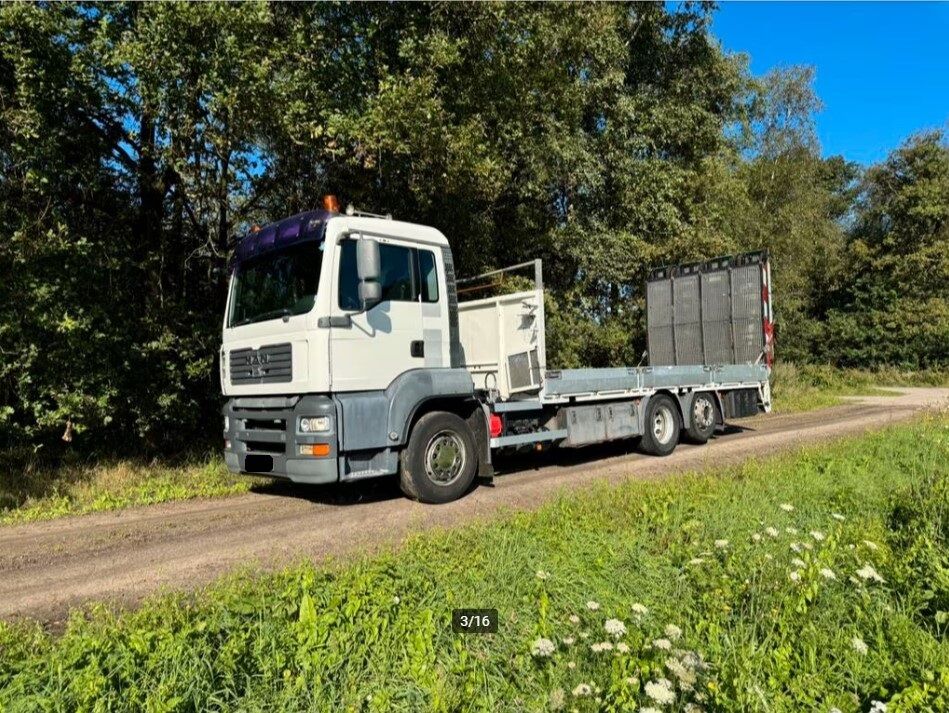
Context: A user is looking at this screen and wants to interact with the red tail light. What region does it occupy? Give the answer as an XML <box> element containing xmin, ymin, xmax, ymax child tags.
<box><xmin>489</xmin><ymin>414</ymin><xmax>503</xmax><ymax>438</ymax></box>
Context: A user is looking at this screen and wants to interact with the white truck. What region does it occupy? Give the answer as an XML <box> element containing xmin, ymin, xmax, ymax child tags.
<box><xmin>221</xmin><ymin>200</ymin><xmax>774</xmax><ymax>503</ymax></box>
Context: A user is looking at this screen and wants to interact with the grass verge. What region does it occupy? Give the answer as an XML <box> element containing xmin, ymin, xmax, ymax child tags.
<box><xmin>769</xmin><ymin>362</ymin><xmax>949</xmax><ymax>413</ymax></box>
<box><xmin>0</xmin><ymin>452</ymin><xmax>261</xmax><ymax>525</ymax></box>
<box><xmin>1</xmin><ymin>416</ymin><xmax>947</xmax><ymax>711</ymax></box>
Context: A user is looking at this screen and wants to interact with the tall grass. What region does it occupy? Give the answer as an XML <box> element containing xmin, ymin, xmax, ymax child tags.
<box><xmin>769</xmin><ymin>362</ymin><xmax>949</xmax><ymax>412</ymax></box>
<box><xmin>1</xmin><ymin>416</ymin><xmax>947</xmax><ymax>711</ymax></box>
<box><xmin>0</xmin><ymin>450</ymin><xmax>261</xmax><ymax>525</ymax></box>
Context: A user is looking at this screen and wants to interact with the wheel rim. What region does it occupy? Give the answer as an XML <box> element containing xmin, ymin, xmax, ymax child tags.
<box><xmin>692</xmin><ymin>397</ymin><xmax>714</xmax><ymax>431</ymax></box>
<box><xmin>424</xmin><ymin>430</ymin><xmax>467</xmax><ymax>486</ymax></box>
<box><xmin>653</xmin><ymin>406</ymin><xmax>675</xmax><ymax>444</ymax></box>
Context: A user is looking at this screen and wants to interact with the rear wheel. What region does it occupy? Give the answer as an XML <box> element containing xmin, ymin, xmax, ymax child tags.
<box><xmin>400</xmin><ymin>411</ymin><xmax>478</xmax><ymax>503</ymax></box>
<box><xmin>684</xmin><ymin>392</ymin><xmax>717</xmax><ymax>444</ymax></box>
<box><xmin>640</xmin><ymin>394</ymin><xmax>680</xmax><ymax>456</ymax></box>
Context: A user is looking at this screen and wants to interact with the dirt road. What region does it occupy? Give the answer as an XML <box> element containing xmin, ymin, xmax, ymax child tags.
<box><xmin>2</xmin><ymin>388</ymin><xmax>946</xmax><ymax>624</ymax></box>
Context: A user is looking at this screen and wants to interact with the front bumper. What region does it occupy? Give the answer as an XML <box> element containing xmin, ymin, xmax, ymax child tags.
<box><xmin>223</xmin><ymin>395</ymin><xmax>338</xmax><ymax>484</ymax></box>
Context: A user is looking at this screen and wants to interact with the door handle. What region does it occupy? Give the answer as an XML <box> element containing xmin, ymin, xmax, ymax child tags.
<box><xmin>410</xmin><ymin>340</ymin><xmax>425</xmax><ymax>358</ymax></box>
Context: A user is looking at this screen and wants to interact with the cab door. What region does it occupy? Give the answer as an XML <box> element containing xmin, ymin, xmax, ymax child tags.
<box><xmin>329</xmin><ymin>235</ymin><xmax>425</xmax><ymax>392</ymax></box>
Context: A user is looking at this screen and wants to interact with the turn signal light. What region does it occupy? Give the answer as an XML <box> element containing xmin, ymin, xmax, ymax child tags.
<box><xmin>299</xmin><ymin>443</ymin><xmax>331</xmax><ymax>457</ymax></box>
<box><xmin>322</xmin><ymin>195</ymin><xmax>341</xmax><ymax>212</ymax></box>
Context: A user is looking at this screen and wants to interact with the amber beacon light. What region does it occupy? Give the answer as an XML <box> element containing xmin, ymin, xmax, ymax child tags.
<box><xmin>321</xmin><ymin>194</ymin><xmax>341</xmax><ymax>213</ymax></box>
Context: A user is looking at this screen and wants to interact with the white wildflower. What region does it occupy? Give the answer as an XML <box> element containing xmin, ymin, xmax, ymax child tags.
<box><xmin>810</xmin><ymin>530</ymin><xmax>825</xmax><ymax>541</ymax></box>
<box><xmin>652</xmin><ymin>638</ymin><xmax>673</xmax><ymax>650</ymax></box>
<box><xmin>665</xmin><ymin>657</ymin><xmax>697</xmax><ymax>689</ymax></box>
<box><xmin>531</xmin><ymin>638</ymin><xmax>556</xmax><ymax>657</ymax></box>
<box><xmin>571</xmin><ymin>683</ymin><xmax>592</xmax><ymax>697</ymax></box>
<box><xmin>680</xmin><ymin>650</ymin><xmax>707</xmax><ymax>671</ymax></box>
<box><xmin>689</xmin><ymin>557</ymin><xmax>705</xmax><ymax>565</ymax></box>
<box><xmin>751</xmin><ymin>533</ymin><xmax>762</xmax><ymax>542</ymax></box>
<box><xmin>631</xmin><ymin>603</ymin><xmax>649</xmax><ymax>616</ymax></box>
<box><xmin>851</xmin><ymin>636</ymin><xmax>868</xmax><ymax>655</ymax></box>
<box><xmin>764</xmin><ymin>553</ymin><xmax>774</xmax><ymax>561</ymax></box>
<box><xmin>562</xmin><ymin>636</ymin><xmax>575</xmax><ymax>646</ymax></box>
<box><xmin>644</xmin><ymin>678</ymin><xmax>676</xmax><ymax>705</ymax></box>
<box><xmin>792</xmin><ymin>557</ymin><xmax>806</xmax><ymax>568</ymax></box>
<box><xmin>590</xmin><ymin>641</ymin><xmax>614</xmax><ymax>653</ymax></box>
<box><xmin>536</xmin><ymin>570</ymin><xmax>550</xmax><ymax>580</ymax></box>
<box><xmin>765</xmin><ymin>526</ymin><xmax>780</xmax><ymax>538</ymax></box>
<box><xmin>780</xmin><ymin>503</ymin><xmax>795</xmax><ymax>512</ymax></box>
<box><xmin>568</xmin><ymin>614</ymin><xmax>580</xmax><ymax>625</ymax></box>
<box><xmin>786</xmin><ymin>526</ymin><xmax>799</xmax><ymax>535</ymax></box>
<box><xmin>863</xmin><ymin>540</ymin><xmax>879</xmax><ymax>551</ymax></box>
<box><xmin>616</xmin><ymin>642</ymin><xmax>630</xmax><ymax>653</ymax></box>
<box><xmin>789</xmin><ymin>570</ymin><xmax>802</xmax><ymax>583</ymax></box>
<box><xmin>829</xmin><ymin>708</ymin><xmax>843</xmax><ymax>713</ymax></box>
<box><xmin>790</xmin><ymin>542</ymin><xmax>803</xmax><ymax>553</ymax></box>
<box><xmin>625</xmin><ymin>676</ymin><xmax>639</xmax><ymax>686</ymax></box>
<box><xmin>392</xmin><ymin>596</ymin><xmax>400</xmax><ymax>605</ymax></box>
<box><xmin>856</xmin><ymin>564</ymin><xmax>885</xmax><ymax>583</ymax></box>
<box><xmin>639</xmin><ymin>708</ymin><xmax>662</xmax><ymax>713</ymax></box>
<box><xmin>664</xmin><ymin>624</ymin><xmax>682</xmax><ymax>640</ymax></box>
<box><xmin>870</xmin><ymin>702</ymin><xmax>887</xmax><ymax>712</ymax></box>
<box><xmin>586</xmin><ymin>600</ymin><xmax>600</xmax><ymax>611</ymax></box>
<box><xmin>820</xmin><ymin>568</ymin><xmax>837</xmax><ymax>580</ymax></box>
<box><xmin>714</xmin><ymin>539</ymin><xmax>729</xmax><ymax>549</ymax></box>
<box><xmin>567</xmin><ymin>661</ymin><xmax>576</xmax><ymax>669</ymax></box>
<box><xmin>604</xmin><ymin>618</ymin><xmax>627</xmax><ymax>638</ymax></box>
<box><xmin>831</xmin><ymin>513</ymin><xmax>846</xmax><ymax>521</ymax></box>
<box><xmin>579</xmin><ymin>631</ymin><xmax>590</xmax><ymax>639</ymax></box>
<box><xmin>549</xmin><ymin>688</ymin><xmax>565</xmax><ymax>711</ymax></box>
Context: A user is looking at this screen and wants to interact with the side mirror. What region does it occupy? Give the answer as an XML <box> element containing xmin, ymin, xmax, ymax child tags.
<box><xmin>355</xmin><ymin>237</ymin><xmax>382</xmax><ymax>311</ymax></box>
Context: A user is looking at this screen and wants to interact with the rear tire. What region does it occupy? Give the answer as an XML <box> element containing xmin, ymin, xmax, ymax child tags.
<box><xmin>684</xmin><ymin>392</ymin><xmax>717</xmax><ymax>444</ymax></box>
<box><xmin>399</xmin><ymin>411</ymin><xmax>478</xmax><ymax>504</ymax></box>
<box><xmin>640</xmin><ymin>394</ymin><xmax>680</xmax><ymax>456</ymax></box>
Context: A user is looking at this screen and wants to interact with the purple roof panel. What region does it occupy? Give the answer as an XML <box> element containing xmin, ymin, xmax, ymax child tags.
<box><xmin>231</xmin><ymin>209</ymin><xmax>332</xmax><ymax>266</ymax></box>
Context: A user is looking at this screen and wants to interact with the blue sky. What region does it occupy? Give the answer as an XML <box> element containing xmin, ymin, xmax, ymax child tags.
<box><xmin>711</xmin><ymin>1</ymin><xmax>949</xmax><ymax>165</ymax></box>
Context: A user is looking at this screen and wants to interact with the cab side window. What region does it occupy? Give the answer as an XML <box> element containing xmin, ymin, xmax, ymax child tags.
<box><xmin>418</xmin><ymin>249</ymin><xmax>439</xmax><ymax>303</ymax></box>
<box><xmin>338</xmin><ymin>239</ymin><xmax>440</xmax><ymax>309</ymax></box>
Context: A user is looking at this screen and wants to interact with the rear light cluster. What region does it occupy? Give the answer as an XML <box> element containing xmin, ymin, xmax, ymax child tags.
<box><xmin>489</xmin><ymin>414</ymin><xmax>503</xmax><ymax>438</ymax></box>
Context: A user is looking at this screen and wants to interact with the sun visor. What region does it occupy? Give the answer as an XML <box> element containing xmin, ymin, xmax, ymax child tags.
<box><xmin>231</xmin><ymin>210</ymin><xmax>331</xmax><ymax>266</ymax></box>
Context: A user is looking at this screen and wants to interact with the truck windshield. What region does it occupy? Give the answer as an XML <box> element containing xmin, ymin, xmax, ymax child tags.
<box><xmin>228</xmin><ymin>242</ymin><xmax>323</xmax><ymax>327</ymax></box>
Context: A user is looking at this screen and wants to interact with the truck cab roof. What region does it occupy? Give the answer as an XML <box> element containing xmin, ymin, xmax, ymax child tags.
<box><xmin>232</xmin><ymin>209</ymin><xmax>448</xmax><ymax>266</ymax></box>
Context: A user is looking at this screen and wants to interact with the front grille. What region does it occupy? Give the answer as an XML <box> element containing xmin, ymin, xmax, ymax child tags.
<box><xmin>230</xmin><ymin>343</ymin><xmax>292</xmax><ymax>385</ymax></box>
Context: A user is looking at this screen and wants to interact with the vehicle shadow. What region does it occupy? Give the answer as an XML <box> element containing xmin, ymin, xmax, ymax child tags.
<box><xmin>248</xmin><ymin>423</ymin><xmax>752</xmax><ymax>506</ymax></box>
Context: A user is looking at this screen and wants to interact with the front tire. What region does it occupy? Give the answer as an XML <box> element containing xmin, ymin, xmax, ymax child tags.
<box><xmin>640</xmin><ymin>394</ymin><xmax>680</xmax><ymax>456</ymax></box>
<box><xmin>684</xmin><ymin>392</ymin><xmax>717</xmax><ymax>444</ymax></box>
<box><xmin>400</xmin><ymin>411</ymin><xmax>478</xmax><ymax>503</ymax></box>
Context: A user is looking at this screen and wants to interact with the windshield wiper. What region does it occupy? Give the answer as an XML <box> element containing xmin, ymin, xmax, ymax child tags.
<box><xmin>233</xmin><ymin>308</ymin><xmax>292</xmax><ymax>327</ymax></box>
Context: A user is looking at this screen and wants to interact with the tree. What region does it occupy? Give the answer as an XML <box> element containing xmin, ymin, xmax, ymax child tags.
<box><xmin>824</xmin><ymin>131</ymin><xmax>949</xmax><ymax>367</ymax></box>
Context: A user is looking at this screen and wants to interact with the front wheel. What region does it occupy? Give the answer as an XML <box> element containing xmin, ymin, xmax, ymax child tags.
<box><xmin>400</xmin><ymin>411</ymin><xmax>478</xmax><ymax>503</ymax></box>
<box><xmin>640</xmin><ymin>394</ymin><xmax>680</xmax><ymax>456</ymax></box>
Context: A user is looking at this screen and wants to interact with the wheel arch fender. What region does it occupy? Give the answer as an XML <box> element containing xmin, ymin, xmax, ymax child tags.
<box><xmin>385</xmin><ymin>368</ymin><xmax>477</xmax><ymax>445</ymax></box>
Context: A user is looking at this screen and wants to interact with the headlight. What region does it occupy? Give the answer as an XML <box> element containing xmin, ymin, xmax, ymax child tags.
<box><xmin>299</xmin><ymin>416</ymin><xmax>330</xmax><ymax>433</ymax></box>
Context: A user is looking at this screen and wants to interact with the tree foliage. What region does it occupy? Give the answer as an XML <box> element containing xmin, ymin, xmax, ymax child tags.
<box><xmin>0</xmin><ymin>2</ymin><xmax>945</xmax><ymax>450</ymax></box>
